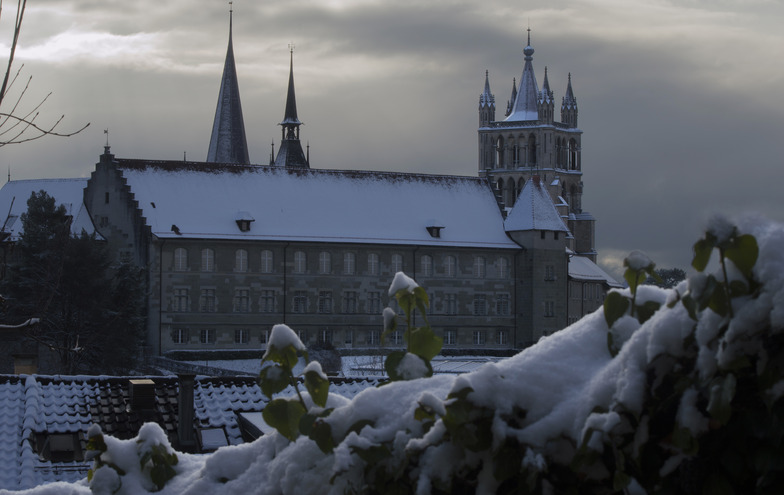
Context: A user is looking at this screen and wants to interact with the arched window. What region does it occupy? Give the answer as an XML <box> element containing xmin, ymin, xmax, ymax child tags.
<box><xmin>260</xmin><ymin>250</ymin><xmax>273</xmax><ymax>273</ymax></box>
<box><xmin>319</xmin><ymin>252</ymin><xmax>331</xmax><ymax>274</ymax></box>
<box><xmin>174</xmin><ymin>248</ymin><xmax>188</xmax><ymax>271</ymax></box>
<box><xmin>473</xmin><ymin>256</ymin><xmax>485</xmax><ymax>278</ymax></box>
<box><xmin>201</xmin><ymin>249</ymin><xmax>215</xmax><ymax>272</ymax></box>
<box><xmin>496</xmin><ymin>136</ymin><xmax>505</xmax><ymax>169</ymax></box>
<box><xmin>235</xmin><ymin>249</ymin><xmax>248</xmax><ymax>272</ymax></box>
<box><xmin>368</xmin><ymin>253</ymin><xmax>380</xmax><ymax>276</ymax></box>
<box><xmin>391</xmin><ymin>254</ymin><xmax>403</xmax><ymax>273</ymax></box>
<box><xmin>518</xmin><ymin>178</ymin><xmax>525</xmax><ymax>196</ymax></box>
<box><xmin>528</xmin><ymin>134</ymin><xmax>537</xmax><ymax>165</ymax></box>
<box><xmin>445</xmin><ymin>255</ymin><xmax>456</xmax><ymax>277</ymax></box>
<box><xmin>507</xmin><ymin>181</ymin><xmax>517</xmax><ymax>207</ymax></box>
<box><xmin>569</xmin><ymin>138</ymin><xmax>577</xmax><ymax>170</ymax></box>
<box><xmin>344</xmin><ymin>252</ymin><xmax>356</xmax><ymax>275</ymax></box>
<box><xmin>294</xmin><ymin>251</ymin><xmax>306</xmax><ymax>274</ymax></box>
<box><xmin>421</xmin><ymin>255</ymin><xmax>433</xmax><ymax>277</ymax></box>
<box><xmin>496</xmin><ymin>178</ymin><xmax>504</xmax><ymax>197</ymax></box>
<box><xmin>497</xmin><ymin>257</ymin><xmax>509</xmax><ymax>279</ymax></box>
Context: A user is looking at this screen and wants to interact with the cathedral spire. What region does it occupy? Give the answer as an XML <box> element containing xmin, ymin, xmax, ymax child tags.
<box><xmin>274</xmin><ymin>45</ymin><xmax>309</xmax><ymax>169</ymax></box>
<box><xmin>561</xmin><ymin>72</ymin><xmax>578</xmax><ymax>127</ymax></box>
<box><xmin>505</xmin><ymin>28</ymin><xmax>539</xmax><ymax>122</ymax></box>
<box><xmin>207</xmin><ymin>5</ymin><xmax>250</xmax><ymax>164</ymax></box>
<box><xmin>479</xmin><ymin>70</ymin><xmax>494</xmax><ymax>107</ymax></box>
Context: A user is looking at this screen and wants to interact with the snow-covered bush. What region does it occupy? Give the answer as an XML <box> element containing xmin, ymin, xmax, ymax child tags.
<box><xmin>30</xmin><ymin>216</ymin><xmax>784</xmax><ymax>494</ymax></box>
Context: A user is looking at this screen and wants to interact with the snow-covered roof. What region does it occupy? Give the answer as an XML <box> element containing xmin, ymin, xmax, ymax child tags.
<box><xmin>504</xmin><ymin>177</ymin><xmax>569</xmax><ymax>232</ymax></box>
<box><xmin>505</xmin><ymin>43</ymin><xmax>540</xmax><ymax>122</ymax></box>
<box><xmin>0</xmin><ymin>179</ymin><xmax>100</xmax><ymax>241</ymax></box>
<box><xmin>116</xmin><ymin>160</ymin><xmax>519</xmax><ymax>249</ymax></box>
<box><xmin>568</xmin><ymin>254</ymin><xmax>622</xmax><ymax>287</ymax></box>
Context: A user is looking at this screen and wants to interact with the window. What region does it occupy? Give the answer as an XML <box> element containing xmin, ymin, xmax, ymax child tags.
<box><xmin>343</xmin><ymin>291</ymin><xmax>358</xmax><ymax>314</ymax></box>
<box><xmin>498</xmin><ymin>330</ymin><xmax>509</xmax><ymax>346</ymax></box>
<box><xmin>389</xmin><ymin>331</ymin><xmax>403</xmax><ymax>346</ymax></box>
<box><xmin>473</xmin><ymin>256</ymin><xmax>485</xmax><ymax>278</ymax></box>
<box><xmin>173</xmin><ymin>288</ymin><xmax>189</xmax><ymax>312</ymax></box>
<box><xmin>545</xmin><ymin>265</ymin><xmax>555</xmax><ymax>281</ymax></box>
<box><xmin>421</xmin><ymin>255</ymin><xmax>433</xmax><ymax>277</ymax></box>
<box><xmin>174</xmin><ymin>248</ymin><xmax>188</xmax><ymax>271</ymax></box>
<box><xmin>445</xmin><ymin>294</ymin><xmax>457</xmax><ymax>315</ymax></box>
<box><xmin>319</xmin><ymin>252</ymin><xmax>331</xmax><ymax>274</ymax></box>
<box><xmin>292</xmin><ymin>291</ymin><xmax>307</xmax><ymax>313</ymax></box>
<box><xmin>497</xmin><ymin>257</ymin><xmax>509</xmax><ymax>279</ymax></box>
<box><xmin>200</xmin><ymin>329</ymin><xmax>216</xmax><ymax>344</ymax></box>
<box><xmin>201</xmin><ymin>249</ymin><xmax>215</xmax><ymax>272</ymax></box>
<box><xmin>368</xmin><ymin>253</ymin><xmax>379</xmax><ymax>276</ymax></box>
<box><xmin>200</xmin><ymin>289</ymin><xmax>217</xmax><ymax>312</ymax></box>
<box><xmin>445</xmin><ymin>256</ymin><xmax>456</xmax><ymax>277</ymax></box>
<box><xmin>319</xmin><ymin>329</ymin><xmax>332</xmax><ymax>345</ymax></box>
<box><xmin>235</xmin><ymin>249</ymin><xmax>248</xmax><ymax>272</ymax></box>
<box><xmin>318</xmin><ymin>291</ymin><xmax>333</xmax><ymax>314</ymax></box>
<box><xmin>544</xmin><ymin>301</ymin><xmax>555</xmax><ymax>317</ymax></box>
<box><xmin>473</xmin><ymin>296</ymin><xmax>487</xmax><ymax>316</ymax></box>
<box><xmin>235</xmin><ymin>329</ymin><xmax>250</xmax><ymax>344</ymax></box>
<box><xmin>34</xmin><ymin>432</ymin><xmax>83</xmax><ymax>463</ymax></box>
<box><xmin>261</xmin><ymin>250</ymin><xmax>274</xmax><ymax>273</ymax></box>
<box><xmin>472</xmin><ymin>330</ymin><xmax>486</xmax><ymax>346</ymax></box>
<box><xmin>297</xmin><ymin>329</ymin><xmax>308</xmax><ymax>343</ymax></box>
<box><xmin>344</xmin><ymin>252</ymin><xmax>356</xmax><ymax>275</ymax></box>
<box><xmin>391</xmin><ymin>254</ymin><xmax>403</xmax><ymax>273</ymax></box>
<box><xmin>368</xmin><ymin>330</ymin><xmax>380</xmax><ymax>346</ymax></box>
<box><xmin>171</xmin><ymin>328</ymin><xmax>189</xmax><ymax>344</ymax></box>
<box><xmin>259</xmin><ymin>329</ymin><xmax>269</xmax><ymax>345</ymax></box>
<box><xmin>234</xmin><ymin>289</ymin><xmax>250</xmax><ymax>312</ymax></box>
<box><xmin>345</xmin><ymin>331</ymin><xmax>353</xmax><ymax>345</ymax></box>
<box><xmin>259</xmin><ymin>290</ymin><xmax>275</xmax><ymax>313</ymax></box>
<box><xmin>496</xmin><ymin>294</ymin><xmax>510</xmax><ymax>316</ymax></box>
<box><xmin>367</xmin><ymin>291</ymin><xmax>381</xmax><ymax>314</ymax></box>
<box><xmin>444</xmin><ymin>329</ymin><xmax>456</xmax><ymax>346</ymax></box>
<box><xmin>294</xmin><ymin>251</ymin><xmax>306</xmax><ymax>274</ymax></box>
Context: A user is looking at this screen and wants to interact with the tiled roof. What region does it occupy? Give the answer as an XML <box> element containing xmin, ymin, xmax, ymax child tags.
<box><xmin>0</xmin><ymin>374</ymin><xmax>378</xmax><ymax>491</ymax></box>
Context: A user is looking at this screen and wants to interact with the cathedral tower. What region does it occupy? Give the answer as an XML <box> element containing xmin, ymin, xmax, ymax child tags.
<box><xmin>273</xmin><ymin>46</ymin><xmax>309</xmax><ymax>169</ymax></box>
<box><xmin>206</xmin><ymin>7</ymin><xmax>250</xmax><ymax>164</ymax></box>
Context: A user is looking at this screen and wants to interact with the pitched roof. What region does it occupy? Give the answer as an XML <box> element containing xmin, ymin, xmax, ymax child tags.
<box><xmin>115</xmin><ymin>160</ymin><xmax>519</xmax><ymax>249</ymax></box>
<box><xmin>0</xmin><ymin>179</ymin><xmax>100</xmax><ymax>242</ymax></box>
<box><xmin>568</xmin><ymin>254</ymin><xmax>622</xmax><ymax>287</ymax></box>
<box><xmin>505</xmin><ymin>33</ymin><xmax>539</xmax><ymax>122</ymax></box>
<box><xmin>0</xmin><ymin>374</ymin><xmax>378</xmax><ymax>490</ymax></box>
<box><xmin>504</xmin><ymin>177</ymin><xmax>569</xmax><ymax>232</ymax></box>
<box><xmin>206</xmin><ymin>10</ymin><xmax>250</xmax><ymax>165</ymax></box>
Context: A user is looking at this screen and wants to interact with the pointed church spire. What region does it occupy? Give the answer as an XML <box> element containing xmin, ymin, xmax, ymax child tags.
<box><xmin>479</xmin><ymin>70</ymin><xmax>495</xmax><ymax>107</ymax></box>
<box><xmin>563</xmin><ymin>72</ymin><xmax>576</xmax><ymax>106</ymax></box>
<box><xmin>561</xmin><ymin>72</ymin><xmax>578</xmax><ymax>127</ymax></box>
<box><xmin>506</xmin><ymin>77</ymin><xmax>517</xmax><ymax>117</ymax></box>
<box><xmin>541</xmin><ymin>67</ymin><xmax>552</xmax><ymax>99</ymax></box>
<box><xmin>505</xmin><ymin>27</ymin><xmax>540</xmax><ymax>122</ymax></box>
<box><xmin>207</xmin><ymin>5</ymin><xmax>250</xmax><ymax>164</ymax></box>
<box><xmin>274</xmin><ymin>45</ymin><xmax>309</xmax><ymax>169</ymax></box>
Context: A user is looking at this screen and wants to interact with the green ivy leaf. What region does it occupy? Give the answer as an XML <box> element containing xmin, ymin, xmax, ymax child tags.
<box><xmin>604</xmin><ymin>291</ymin><xmax>629</xmax><ymax>328</ymax></box>
<box><xmin>304</xmin><ymin>368</ymin><xmax>330</xmax><ymax>408</ymax></box>
<box><xmin>395</xmin><ymin>290</ymin><xmax>415</xmax><ymax>317</ymax></box>
<box><xmin>636</xmin><ymin>300</ymin><xmax>662</xmax><ymax>324</ymax></box>
<box><xmin>607</xmin><ymin>331</ymin><xmax>619</xmax><ymax>358</ymax></box>
<box><xmin>708</xmin><ymin>281</ymin><xmax>730</xmax><ymax>317</ymax></box>
<box><xmin>258</xmin><ymin>363</ymin><xmax>291</xmax><ymax>399</ymax></box>
<box><xmin>692</xmin><ymin>235</ymin><xmax>716</xmax><ymax>272</ymax></box>
<box><xmin>263</xmin><ymin>343</ymin><xmax>302</xmax><ymax>370</ymax></box>
<box><xmin>724</xmin><ymin>234</ymin><xmax>759</xmax><ymax>280</ymax></box>
<box><xmin>413</xmin><ymin>286</ymin><xmax>430</xmax><ymax>326</ymax></box>
<box><xmin>623</xmin><ymin>268</ymin><xmax>647</xmax><ymax>294</ymax></box>
<box><xmin>408</xmin><ymin>326</ymin><xmax>442</xmax><ymax>362</ymax></box>
<box><xmin>299</xmin><ymin>414</ymin><xmax>335</xmax><ymax>454</ymax></box>
<box><xmin>351</xmin><ymin>444</ymin><xmax>391</xmax><ymax>464</ymax></box>
<box><xmin>263</xmin><ymin>398</ymin><xmax>307</xmax><ymax>441</ymax></box>
<box><xmin>384</xmin><ymin>350</ymin><xmax>408</xmax><ymax>381</ymax></box>
<box><xmin>346</xmin><ymin>419</ymin><xmax>374</xmax><ymax>436</ymax></box>
<box><xmin>681</xmin><ymin>294</ymin><xmax>698</xmax><ymax>320</ymax></box>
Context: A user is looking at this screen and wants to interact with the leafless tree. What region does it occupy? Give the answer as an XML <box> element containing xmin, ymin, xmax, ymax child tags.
<box><xmin>0</xmin><ymin>0</ymin><xmax>89</xmax><ymax>146</ymax></box>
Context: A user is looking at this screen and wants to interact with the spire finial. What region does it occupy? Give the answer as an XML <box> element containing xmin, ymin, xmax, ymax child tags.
<box><xmin>527</xmin><ymin>25</ymin><xmax>531</xmax><ymax>46</ymax></box>
<box><xmin>103</xmin><ymin>128</ymin><xmax>111</xmax><ymax>154</ymax></box>
<box><xmin>289</xmin><ymin>42</ymin><xmax>295</xmax><ymax>54</ymax></box>
<box><xmin>229</xmin><ymin>2</ymin><xmax>233</xmax><ymax>31</ymax></box>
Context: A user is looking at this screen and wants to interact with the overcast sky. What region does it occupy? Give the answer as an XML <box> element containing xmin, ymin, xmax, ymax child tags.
<box><xmin>2</xmin><ymin>0</ymin><xmax>783</xmax><ymax>279</ymax></box>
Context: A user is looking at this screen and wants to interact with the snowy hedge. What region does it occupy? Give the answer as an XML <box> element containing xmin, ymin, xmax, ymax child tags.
<box><xmin>29</xmin><ymin>216</ymin><xmax>784</xmax><ymax>494</ymax></box>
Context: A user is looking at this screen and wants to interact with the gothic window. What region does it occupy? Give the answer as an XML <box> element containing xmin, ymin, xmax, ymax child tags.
<box><xmin>391</xmin><ymin>254</ymin><xmax>403</xmax><ymax>273</ymax></box>
<box><xmin>496</xmin><ymin>136</ymin><xmax>505</xmax><ymax>169</ymax></box>
<box><xmin>344</xmin><ymin>252</ymin><xmax>356</xmax><ymax>275</ymax></box>
<box><xmin>201</xmin><ymin>249</ymin><xmax>215</xmax><ymax>272</ymax></box>
<box><xmin>294</xmin><ymin>251</ymin><xmax>306</xmax><ymax>274</ymax></box>
<box><xmin>318</xmin><ymin>291</ymin><xmax>333</xmax><ymax>314</ymax></box>
<box><xmin>259</xmin><ymin>290</ymin><xmax>275</xmax><ymax>313</ymax></box>
<box><xmin>473</xmin><ymin>256</ymin><xmax>485</xmax><ymax>278</ymax></box>
<box><xmin>368</xmin><ymin>253</ymin><xmax>379</xmax><ymax>276</ymax></box>
<box><xmin>233</xmin><ymin>289</ymin><xmax>250</xmax><ymax>312</ymax></box>
<box><xmin>173</xmin><ymin>288</ymin><xmax>189</xmax><ymax>312</ymax></box>
<box><xmin>319</xmin><ymin>252</ymin><xmax>331</xmax><ymax>274</ymax></box>
<box><xmin>507</xmin><ymin>181</ymin><xmax>517</xmax><ymax>207</ymax></box>
<box><xmin>421</xmin><ymin>255</ymin><xmax>433</xmax><ymax>277</ymax></box>
<box><xmin>512</xmin><ymin>143</ymin><xmax>520</xmax><ymax>167</ymax></box>
<box><xmin>528</xmin><ymin>134</ymin><xmax>537</xmax><ymax>165</ymax></box>
<box><xmin>445</xmin><ymin>256</ymin><xmax>456</xmax><ymax>277</ymax></box>
<box><xmin>235</xmin><ymin>249</ymin><xmax>248</xmax><ymax>272</ymax></box>
<box><xmin>569</xmin><ymin>138</ymin><xmax>577</xmax><ymax>170</ymax></box>
<box><xmin>235</xmin><ymin>329</ymin><xmax>250</xmax><ymax>344</ymax></box>
<box><xmin>174</xmin><ymin>248</ymin><xmax>188</xmax><ymax>271</ymax></box>
<box><xmin>200</xmin><ymin>289</ymin><xmax>217</xmax><ymax>312</ymax></box>
<box><xmin>496</xmin><ymin>178</ymin><xmax>504</xmax><ymax>197</ymax></box>
<box><xmin>260</xmin><ymin>250</ymin><xmax>274</xmax><ymax>273</ymax></box>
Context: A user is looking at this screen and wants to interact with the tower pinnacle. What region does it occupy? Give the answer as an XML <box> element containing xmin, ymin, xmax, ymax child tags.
<box><xmin>273</xmin><ymin>46</ymin><xmax>309</xmax><ymax>169</ymax></box>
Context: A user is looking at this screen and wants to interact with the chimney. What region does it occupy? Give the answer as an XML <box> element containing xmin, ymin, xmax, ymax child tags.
<box><xmin>128</xmin><ymin>379</ymin><xmax>156</xmax><ymax>411</ymax></box>
<box><xmin>177</xmin><ymin>374</ymin><xmax>197</xmax><ymax>451</ymax></box>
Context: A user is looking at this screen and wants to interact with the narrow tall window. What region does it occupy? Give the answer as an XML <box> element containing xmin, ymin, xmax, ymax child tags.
<box><xmin>201</xmin><ymin>249</ymin><xmax>215</xmax><ymax>272</ymax></box>
<box><xmin>368</xmin><ymin>330</ymin><xmax>380</xmax><ymax>346</ymax></box>
<box><xmin>200</xmin><ymin>289</ymin><xmax>217</xmax><ymax>312</ymax></box>
<box><xmin>368</xmin><ymin>253</ymin><xmax>379</xmax><ymax>276</ymax></box>
<box><xmin>367</xmin><ymin>291</ymin><xmax>381</xmax><ymax>314</ymax></box>
<box><xmin>445</xmin><ymin>255</ymin><xmax>456</xmax><ymax>277</ymax></box>
<box><xmin>391</xmin><ymin>254</ymin><xmax>403</xmax><ymax>273</ymax></box>
<box><xmin>343</xmin><ymin>291</ymin><xmax>358</xmax><ymax>314</ymax></box>
<box><xmin>496</xmin><ymin>294</ymin><xmax>510</xmax><ymax>316</ymax></box>
<box><xmin>233</xmin><ymin>289</ymin><xmax>250</xmax><ymax>312</ymax></box>
<box><xmin>473</xmin><ymin>295</ymin><xmax>487</xmax><ymax>316</ymax></box>
<box><xmin>292</xmin><ymin>291</ymin><xmax>307</xmax><ymax>313</ymax></box>
<box><xmin>200</xmin><ymin>329</ymin><xmax>216</xmax><ymax>344</ymax></box>
<box><xmin>172</xmin><ymin>328</ymin><xmax>189</xmax><ymax>344</ymax></box>
<box><xmin>544</xmin><ymin>301</ymin><xmax>555</xmax><ymax>317</ymax></box>
<box><xmin>318</xmin><ymin>291</ymin><xmax>333</xmax><ymax>314</ymax></box>
<box><xmin>260</xmin><ymin>329</ymin><xmax>269</xmax><ymax>345</ymax></box>
<box><xmin>445</xmin><ymin>294</ymin><xmax>457</xmax><ymax>315</ymax></box>
<box><xmin>173</xmin><ymin>288</ymin><xmax>189</xmax><ymax>312</ymax></box>
<box><xmin>259</xmin><ymin>290</ymin><xmax>275</xmax><ymax>313</ymax></box>
<box><xmin>235</xmin><ymin>329</ymin><xmax>250</xmax><ymax>344</ymax></box>
<box><xmin>344</xmin><ymin>252</ymin><xmax>356</xmax><ymax>275</ymax></box>
<box><xmin>421</xmin><ymin>255</ymin><xmax>433</xmax><ymax>277</ymax></box>
<box><xmin>294</xmin><ymin>251</ymin><xmax>306</xmax><ymax>274</ymax></box>
<box><xmin>473</xmin><ymin>330</ymin><xmax>486</xmax><ymax>346</ymax></box>
<box><xmin>260</xmin><ymin>250</ymin><xmax>274</xmax><ymax>273</ymax></box>
<box><xmin>319</xmin><ymin>252</ymin><xmax>332</xmax><ymax>274</ymax></box>
<box><xmin>497</xmin><ymin>257</ymin><xmax>509</xmax><ymax>279</ymax></box>
<box><xmin>235</xmin><ymin>249</ymin><xmax>248</xmax><ymax>272</ymax></box>
<box><xmin>444</xmin><ymin>329</ymin><xmax>456</xmax><ymax>346</ymax></box>
<box><xmin>497</xmin><ymin>330</ymin><xmax>509</xmax><ymax>346</ymax></box>
<box><xmin>473</xmin><ymin>256</ymin><xmax>486</xmax><ymax>278</ymax></box>
<box><xmin>174</xmin><ymin>248</ymin><xmax>188</xmax><ymax>271</ymax></box>
<box><xmin>319</xmin><ymin>329</ymin><xmax>333</xmax><ymax>345</ymax></box>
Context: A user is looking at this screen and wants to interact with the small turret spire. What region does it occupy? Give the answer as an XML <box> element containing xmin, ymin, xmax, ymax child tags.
<box><xmin>479</xmin><ymin>70</ymin><xmax>495</xmax><ymax>107</ymax></box>
<box><xmin>274</xmin><ymin>45</ymin><xmax>309</xmax><ymax>169</ymax></box>
<box><xmin>506</xmin><ymin>28</ymin><xmax>539</xmax><ymax>122</ymax></box>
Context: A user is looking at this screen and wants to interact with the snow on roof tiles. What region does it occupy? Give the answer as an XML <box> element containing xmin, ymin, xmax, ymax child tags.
<box><xmin>569</xmin><ymin>254</ymin><xmax>622</xmax><ymax>287</ymax></box>
<box><xmin>504</xmin><ymin>177</ymin><xmax>569</xmax><ymax>232</ymax></box>
<box><xmin>0</xmin><ymin>179</ymin><xmax>100</xmax><ymax>241</ymax></box>
<box><xmin>115</xmin><ymin>160</ymin><xmax>518</xmax><ymax>249</ymax></box>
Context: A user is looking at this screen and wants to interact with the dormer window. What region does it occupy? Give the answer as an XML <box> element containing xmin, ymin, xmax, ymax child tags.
<box><xmin>425</xmin><ymin>219</ymin><xmax>445</xmax><ymax>238</ymax></box>
<box><xmin>235</xmin><ymin>211</ymin><xmax>255</xmax><ymax>232</ymax></box>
